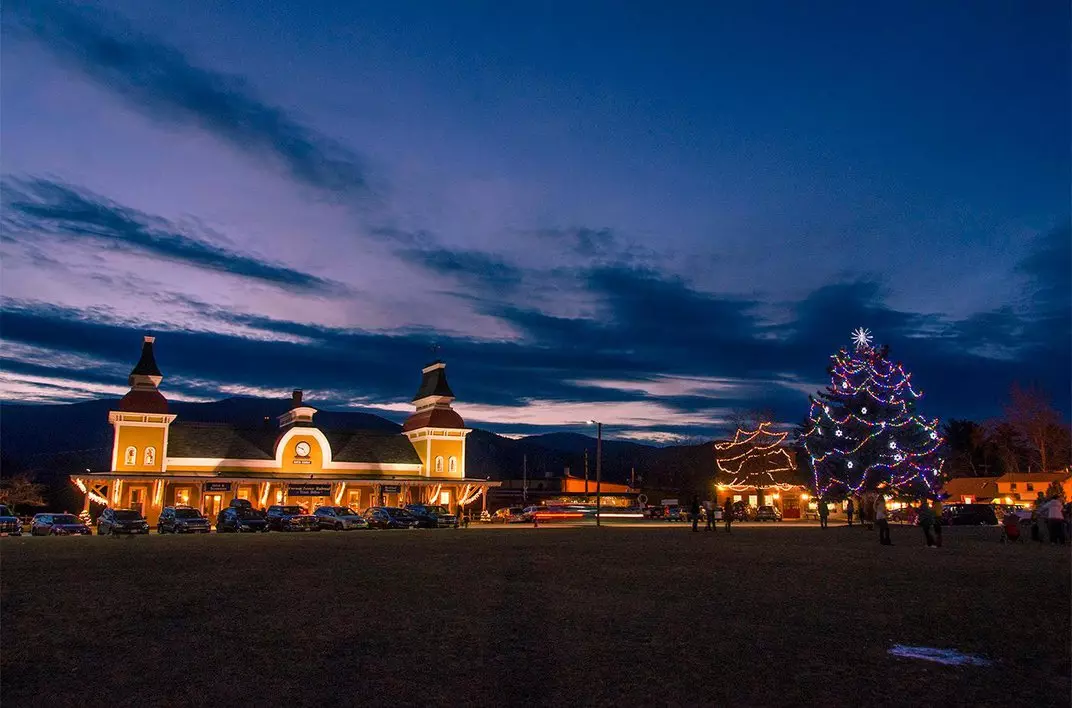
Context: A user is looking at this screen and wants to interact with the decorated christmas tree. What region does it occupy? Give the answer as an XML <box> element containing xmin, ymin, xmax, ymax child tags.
<box><xmin>799</xmin><ymin>328</ymin><xmax>944</xmax><ymax>499</ymax></box>
<box><xmin>715</xmin><ymin>420</ymin><xmax>798</xmax><ymax>492</ymax></box>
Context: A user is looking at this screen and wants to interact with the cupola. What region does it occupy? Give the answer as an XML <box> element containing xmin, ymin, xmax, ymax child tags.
<box><xmin>118</xmin><ymin>335</ymin><xmax>169</xmax><ymax>413</ymax></box>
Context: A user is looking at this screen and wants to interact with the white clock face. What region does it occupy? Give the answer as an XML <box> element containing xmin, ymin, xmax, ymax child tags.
<box><xmin>295</xmin><ymin>441</ymin><xmax>311</xmax><ymax>458</ymax></box>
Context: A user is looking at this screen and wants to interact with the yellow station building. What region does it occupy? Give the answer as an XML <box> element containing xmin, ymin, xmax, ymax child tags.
<box><xmin>72</xmin><ymin>336</ymin><xmax>494</xmax><ymax>524</ymax></box>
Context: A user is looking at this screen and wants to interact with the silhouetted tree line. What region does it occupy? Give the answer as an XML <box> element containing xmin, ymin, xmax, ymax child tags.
<box><xmin>943</xmin><ymin>385</ymin><xmax>1071</xmax><ymax>478</ymax></box>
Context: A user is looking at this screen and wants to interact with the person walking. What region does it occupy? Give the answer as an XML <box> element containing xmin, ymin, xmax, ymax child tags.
<box><xmin>723</xmin><ymin>498</ymin><xmax>733</xmax><ymax>533</ymax></box>
<box><xmin>1044</xmin><ymin>496</ymin><xmax>1066</xmax><ymax>545</ymax></box>
<box><xmin>818</xmin><ymin>499</ymin><xmax>829</xmax><ymax>529</ymax></box>
<box><xmin>875</xmin><ymin>496</ymin><xmax>892</xmax><ymax>545</ymax></box>
<box><xmin>918</xmin><ymin>499</ymin><xmax>936</xmax><ymax>548</ymax></box>
<box><xmin>690</xmin><ymin>496</ymin><xmax>701</xmax><ymax>532</ymax></box>
<box><xmin>846</xmin><ymin>498</ymin><xmax>855</xmax><ymax>527</ymax></box>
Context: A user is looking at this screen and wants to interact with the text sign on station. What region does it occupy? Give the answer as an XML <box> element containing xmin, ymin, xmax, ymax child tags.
<box><xmin>204</xmin><ymin>482</ymin><xmax>231</xmax><ymax>492</ymax></box>
<box><xmin>287</xmin><ymin>483</ymin><xmax>332</xmax><ymax>496</ymax></box>
<box><xmin>381</xmin><ymin>484</ymin><xmax>402</xmax><ymax>494</ymax></box>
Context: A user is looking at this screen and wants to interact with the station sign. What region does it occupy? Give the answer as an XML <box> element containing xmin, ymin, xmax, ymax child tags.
<box><xmin>287</xmin><ymin>483</ymin><xmax>332</xmax><ymax>496</ymax></box>
<box><xmin>381</xmin><ymin>484</ymin><xmax>402</xmax><ymax>494</ymax></box>
<box><xmin>204</xmin><ymin>482</ymin><xmax>231</xmax><ymax>492</ymax></box>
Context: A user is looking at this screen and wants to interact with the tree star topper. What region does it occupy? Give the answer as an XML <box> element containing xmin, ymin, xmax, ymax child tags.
<box><xmin>851</xmin><ymin>327</ymin><xmax>873</xmax><ymax>350</ymax></box>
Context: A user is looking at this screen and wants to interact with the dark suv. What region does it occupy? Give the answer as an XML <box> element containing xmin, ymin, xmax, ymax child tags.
<box><xmin>158</xmin><ymin>506</ymin><xmax>212</xmax><ymax>534</ymax></box>
<box><xmin>0</xmin><ymin>504</ymin><xmax>22</xmax><ymax>536</ymax></box>
<box><xmin>405</xmin><ymin>504</ymin><xmax>457</xmax><ymax>528</ymax></box>
<box><xmin>942</xmin><ymin>503</ymin><xmax>998</xmax><ymax>526</ymax></box>
<box><xmin>217</xmin><ymin>506</ymin><xmax>269</xmax><ymax>532</ymax></box>
<box><xmin>98</xmin><ymin>508</ymin><xmax>150</xmax><ymax>535</ymax></box>
<box><xmin>265</xmin><ymin>505</ymin><xmax>319</xmax><ymax>531</ymax></box>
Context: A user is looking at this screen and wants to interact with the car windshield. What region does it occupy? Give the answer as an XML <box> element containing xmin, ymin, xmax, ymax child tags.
<box><xmin>279</xmin><ymin>506</ymin><xmax>302</xmax><ymax>515</ymax></box>
<box><xmin>236</xmin><ymin>509</ymin><xmax>261</xmax><ymax>519</ymax></box>
<box><xmin>388</xmin><ymin>509</ymin><xmax>414</xmax><ymax>518</ymax></box>
<box><xmin>334</xmin><ymin>507</ymin><xmax>357</xmax><ymax>515</ymax></box>
<box><xmin>175</xmin><ymin>509</ymin><xmax>202</xmax><ymax>519</ymax></box>
<box><xmin>114</xmin><ymin>511</ymin><xmax>142</xmax><ymax>520</ymax></box>
<box><xmin>51</xmin><ymin>515</ymin><xmax>79</xmax><ymax>524</ymax></box>
<box><xmin>425</xmin><ymin>505</ymin><xmax>450</xmax><ymax>515</ymax></box>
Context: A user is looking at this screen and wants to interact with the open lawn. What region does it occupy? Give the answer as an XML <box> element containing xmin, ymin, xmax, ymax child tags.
<box><xmin>2</xmin><ymin>523</ymin><xmax>1069</xmax><ymax>707</ymax></box>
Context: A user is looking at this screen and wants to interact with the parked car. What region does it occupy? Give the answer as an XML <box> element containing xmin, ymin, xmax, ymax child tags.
<box><xmin>217</xmin><ymin>506</ymin><xmax>269</xmax><ymax>533</ymax></box>
<box><xmin>30</xmin><ymin>513</ymin><xmax>91</xmax><ymax>536</ymax></box>
<box><xmin>730</xmin><ymin>501</ymin><xmax>751</xmax><ymax>522</ymax></box>
<box><xmin>643</xmin><ymin>505</ymin><xmax>665</xmax><ymax>520</ymax></box>
<box><xmin>755</xmin><ymin>505</ymin><xmax>782</xmax><ymax>522</ymax></box>
<box><xmin>98</xmin><ymin>508</ymin><xmax>150</xmax><ymax>535</ymax></box>
<box><xmin>492</xmin><ymin>507</ymin><xmax>525</xmax><ymax>523</ymax></box>
<box><xmin>664</xmin><ymin>505</ymin><xmax>686</xmax><ymax>522</ymax></box>
<box><xmin>265</xmin><ymin>505</ymin><xmax>320</xmax><ymax>531</ymax></box>
<box><xmin>158</xmin><ymin>506</ymin><xmax>212</xmax><ymax>534</ymax></box>
<box><xmin>942</xmin><ymin>503</ymin><xmax>999</xmax><ymax>526</ymax></box>
<box><xmin>405</xmin><ymin>503</ymin><xmax>457</xmax><ymax>528</ymax></box>
<box><xmin>314</xmin><ymin>506</ymin><xmax>369</xmax><ymax>530</ymax></box>
<box><xmin>364</xmin><ymin>506</ymin><xmax>418</xmax><ymax>529</ymax></box>
<box><xmin>0</xmin><ymin>504</ymin><xmax>22</xmax><ymax>536</ymax></box>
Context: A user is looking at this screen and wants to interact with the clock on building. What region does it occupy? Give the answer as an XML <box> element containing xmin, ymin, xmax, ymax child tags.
<box><xmin>295</xmin><ymin>441</ymin><xmax>311</xmax><ymax>458</ymax></box>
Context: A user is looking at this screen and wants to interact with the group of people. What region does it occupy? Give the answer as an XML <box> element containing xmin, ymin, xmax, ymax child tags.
<box><xmin>815</xmin><ymin>496</ymin><xmax>943</xmax><ymax>547</ymax></box>
<box><xmin>689</xmin><ymin>497</ymin><xmax>737</xmax><ymax>533</ymax></box>
<box><xmin>1029</xmin><ymin>492</ymin><xmax>1068</xmax><ymax>545</ymax></box>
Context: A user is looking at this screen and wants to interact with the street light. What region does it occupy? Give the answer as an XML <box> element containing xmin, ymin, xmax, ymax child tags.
<box><xmin>585</xmin><ymin>420</ymin><xmax>603</xmax><ymax>527</ymax></box>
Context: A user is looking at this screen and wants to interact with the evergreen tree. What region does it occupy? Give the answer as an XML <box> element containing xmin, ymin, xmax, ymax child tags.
<box><xmin>799</xmin><ymin>328</ymin><xmax>945</xmax><ymax>498</ymax></box>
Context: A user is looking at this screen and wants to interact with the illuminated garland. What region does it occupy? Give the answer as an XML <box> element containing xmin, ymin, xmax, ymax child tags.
<box><xmin>714</xmin><ymin>421</ymin><xmax>797</xmax><ymax>487</ymax></box>
<box><xmin>73</xmin><ymin>478</ymin><xmax>109</xmax><ymax>506</ymax></box>
<box><xmin>800</xmin><ymin>328</ymin><xmax>945</xmax><ymax>498</ymax></box>
<box><xmin>426</xmin><ymin>484</ymin><xmax>443</xmax><ymax>504</ymax></box>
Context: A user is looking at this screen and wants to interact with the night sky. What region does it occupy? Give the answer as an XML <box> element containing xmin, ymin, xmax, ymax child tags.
<box><xmin>2</xmin><ymin>1</ymin><xmax>1069</xmax><ymax>442</ymax></box>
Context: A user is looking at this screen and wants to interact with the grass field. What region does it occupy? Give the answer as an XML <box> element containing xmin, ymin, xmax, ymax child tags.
<box><xmin>2</xmin><ymin>523</ymin><xmax>1068</xmax><ymax>707</ymax></box>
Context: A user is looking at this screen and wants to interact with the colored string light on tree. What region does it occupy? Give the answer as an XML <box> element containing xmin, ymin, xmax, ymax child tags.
<box><xmin>798</xmin><ymin>327</ymin><xmax>945</xmax><ymax>498</ymax></box>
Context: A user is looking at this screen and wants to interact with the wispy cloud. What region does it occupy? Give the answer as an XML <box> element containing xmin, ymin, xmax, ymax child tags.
<box><xmin>7</xmin><ymin>0</ymin><xmax>374</xmax><ymax>203</ymax></box>
<box><xmin>2</xmin><ymin>177</ymin><xmax>339</xmax><ymax>294</ymax></box>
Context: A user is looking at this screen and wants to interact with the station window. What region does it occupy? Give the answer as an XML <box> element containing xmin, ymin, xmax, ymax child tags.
<box><xmin>144</xmin><ymin>447</ymin><xmax>156</xmax><ymax>465</ymax></box>
<box><xmin>175</xmin><ymin>488</ymin><xmax>191</xmax><ymax>506</ymax></box>
<box><xmin>448</xmin><ymin>457</ymin><xmax>457</xmax><ymax>474</ymax></box>
<box><xmin>435</xmin><ymin>456</ymin><xmax>444</xmax><ymax>474</ymax></box>
<box><xmin>124</xmin><ymin>446</ymin><xmax>137</xmax><ymax>465</ymax></box>
<box><xmin>347</xmin><ymin>490</ymin><xmax>361</xmax><ymax>509</ymax></box>
<box><xmin>275</xmin><ymin>489</ymin><xmax>284</xmax><ymax>503</ymax></box>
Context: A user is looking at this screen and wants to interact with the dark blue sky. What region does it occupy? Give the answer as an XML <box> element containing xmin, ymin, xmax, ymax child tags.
<box><xmin>1</xmin><ymin>0</ymin><xmax>1068</xmax><ymax>441</ymax></box>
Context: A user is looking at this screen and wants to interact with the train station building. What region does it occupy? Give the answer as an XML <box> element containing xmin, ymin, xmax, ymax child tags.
<box><xmin>71</xmin><ymin>336</ymin><xmax>494</xmax><ymax>524</ymax></box>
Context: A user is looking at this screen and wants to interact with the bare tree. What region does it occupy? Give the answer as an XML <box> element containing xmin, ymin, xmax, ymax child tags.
<box><xmin>0</xmin><ymin>475</ymin><xmax>47</xmax><ymax>508</ymax></box>
<box><xmin>1004</xmin><ymin>385</ymin><xmax>1069</xmax><ymax>473</ymax></box>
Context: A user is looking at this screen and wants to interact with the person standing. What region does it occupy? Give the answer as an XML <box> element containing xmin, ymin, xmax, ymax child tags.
<box><xmin>932</xmin><ymin>498</ymin><xmax>943</xmax><ymax>547</ymax></box>
<box><xmin>723</xmin><ymin>498</ymin><xmax>734</xmax><ymax>533</ymax></box>
<box><xmin>1044</xmin><ymin>496</ymin><xmax>1066</xmax><ymax>545</ymax></box>
<box><xmin>818</xmin><ymin>499</ymin><xmax>829</xmax><ymax>529</ymax></box>
<box><xmin>846</xmin><ymin>498</ymin><xmax>855</xmax><ymax>527</ymax></box>
<box><xmin>875</xmin><ymin>496</ymin><xmax>892</xmax><ymax>545</ymax></box>
<box><xmin>704</xmin><ymin>501</ymin><xmax>715</xmax><ymax>531</ymax></box>
<box><xmin>690</xmin><ymin>496</ymin><xmax>701</xmax><ymax>532</ymax></box>
<box><xmin>918</xmin><ymin>499</ymin><xmax>936</xmax><ymax>547</ymax></box>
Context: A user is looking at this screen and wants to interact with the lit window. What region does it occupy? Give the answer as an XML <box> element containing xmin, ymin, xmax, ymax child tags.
<box><xmin>347</xmin><ymin>490</ymin><xmax>361</xmax><ymax>508</ymax></box>
<box><xmin>448</xmin><ymin>457</ymin><xmax>457</xmax><ymax>474</ymax></box>
<box><xmin>237</xmin><ymin>488</ymin><xmax>251</xmax><ymax>501</ymax></box>
<box><xmin>144</xmin><ymin>447</ymin><xmax>156</xmax><ymax>465</ymax></box>
<box><xmin>275</xmin><ymin>490</ymin><xmax>284</xmax><ymax>503</ymax></box>
<box><xmin>124</xmin><ymin>446</ymin><xmax>137</xmax><ymax>465</ymax></box>
<box><xmin>175</xmin><ymin>488</ymin><xmax>191</xmax><ymax>506</ymax></box>
<box><xmin>1010</xmin><ymin>483</ymin><xmax>1017</xmax><ymax>490</ymax></box>
<box><xmin>440</xmin><ymin>491</ymin><xmax>451</xmax><ymax>505</ymax></box>
<box><xmin>435</xmin><ymin>456</ymin><xmax>444</xmax><ymax>474</ymax></box>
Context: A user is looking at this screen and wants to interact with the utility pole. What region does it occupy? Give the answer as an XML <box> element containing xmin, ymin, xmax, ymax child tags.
<box><xmin>584</xmin><ymin>449</ymin><xmax>589</xmax><ymax>498</ymax></box>
<box><xmin>596</xmin><ymin>422</ymin><xmax>603</xmax><ymax>527</ymax></box>
<box><xmin>522</xmin><ymin>454</ymin><xmax>528</xmax><ymax>504</ymax></box>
